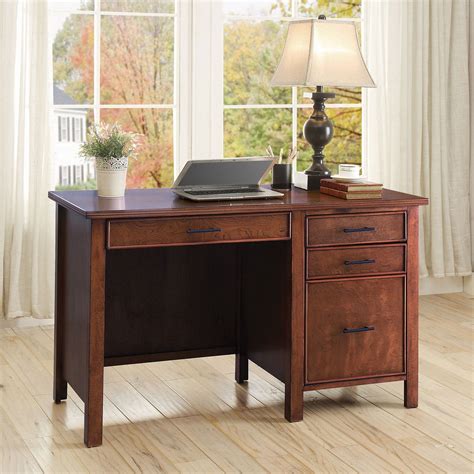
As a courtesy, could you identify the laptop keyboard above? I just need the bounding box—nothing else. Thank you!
[185,188,263,196]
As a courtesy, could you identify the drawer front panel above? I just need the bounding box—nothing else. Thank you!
[306,244,406,279]
[305,276,405,384]
[307,212,406,247]
[108,213,290,249]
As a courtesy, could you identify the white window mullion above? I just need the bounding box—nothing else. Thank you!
[191,0,223,161]
[93,0,101,124]
[175,0,192,176]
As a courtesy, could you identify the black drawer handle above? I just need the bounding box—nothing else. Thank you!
[344,259,376,266]
[343,226,376,233]
[186,227,222,234]
[343,326,375,334]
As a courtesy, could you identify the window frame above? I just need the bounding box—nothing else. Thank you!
[50,0,188,179]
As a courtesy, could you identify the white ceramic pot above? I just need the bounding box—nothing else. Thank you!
[95,157,128,198]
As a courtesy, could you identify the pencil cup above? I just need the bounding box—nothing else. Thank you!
[272,164,292,190]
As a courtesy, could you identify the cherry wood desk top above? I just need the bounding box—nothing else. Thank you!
[48,186,428,219]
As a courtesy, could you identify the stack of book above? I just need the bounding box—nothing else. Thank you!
[320,179,383,199]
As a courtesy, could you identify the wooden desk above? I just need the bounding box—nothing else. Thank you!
[48,187,428,447]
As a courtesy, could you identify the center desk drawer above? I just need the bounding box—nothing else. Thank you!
[307,212,406,247]
[107,213,290,249]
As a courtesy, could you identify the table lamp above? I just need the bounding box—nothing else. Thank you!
[271,16,375,188]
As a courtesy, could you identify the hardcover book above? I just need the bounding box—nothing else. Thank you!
[320,187,382,200]
[320,179,383,192]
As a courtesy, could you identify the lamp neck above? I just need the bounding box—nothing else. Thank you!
[311,88,335,113]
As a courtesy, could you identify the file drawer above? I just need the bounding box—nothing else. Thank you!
[107,213,290,249]
[306,212,406,247]
[305,276,405,384]
[306,244,406,279]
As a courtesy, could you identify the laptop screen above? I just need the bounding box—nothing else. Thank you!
[174,159,273,187]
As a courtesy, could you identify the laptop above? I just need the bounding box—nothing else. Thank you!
[172,158,284,201]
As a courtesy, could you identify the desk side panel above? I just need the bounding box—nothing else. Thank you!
[241,241,291,383]
[59,207,92,401]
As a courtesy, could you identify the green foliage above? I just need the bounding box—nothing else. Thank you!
[56,179,97,191]
[80,123,140,160]
[224,20,290,105]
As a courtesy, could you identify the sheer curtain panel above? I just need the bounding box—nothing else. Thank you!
[364,0,473,278]
[0,0,54,319]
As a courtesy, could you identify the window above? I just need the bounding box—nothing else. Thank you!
[60,165,70,185]
[50,0,363,190]
[58,116,68,142]
[50,0,178,189]
[74,165,84,183]
[73,117,83,142]
[222,0,362,175]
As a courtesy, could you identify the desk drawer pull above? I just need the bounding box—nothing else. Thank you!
[343,226,376,233]
[343,326,375,334]
[186,227,222,234]
[344,259,376,266]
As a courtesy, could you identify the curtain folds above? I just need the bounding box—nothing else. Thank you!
[364,0,472,278]
[0,0,54,319]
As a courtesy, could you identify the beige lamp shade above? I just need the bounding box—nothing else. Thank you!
[271,19,375,88]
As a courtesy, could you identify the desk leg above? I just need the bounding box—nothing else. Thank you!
[405,206,419,408]
[54,206,67,403]
[285,211,305,422]
[235,353,248,384]
[84,220,106,448]
[235,249,248,384]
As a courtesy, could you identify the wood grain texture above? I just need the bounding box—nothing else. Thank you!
[49,188,427,447]
[84,219,106,448]
[285,210,305,422]
[1,293,471,472]
[405,206,419,408]
[107,213,290,249]
[240,241,291,384]
[305,276,406,384]
[104,245,239,360]
[307,211,406,247]
[55,208,92,403]
[48,187,428,220]
[53,205,67,404]
[306,243,406,279]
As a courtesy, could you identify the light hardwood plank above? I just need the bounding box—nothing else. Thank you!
[104,380,165,423]
[172,415,266,472]
[0,292,471,473]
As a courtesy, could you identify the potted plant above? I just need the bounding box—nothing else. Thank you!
[80,123,140,198]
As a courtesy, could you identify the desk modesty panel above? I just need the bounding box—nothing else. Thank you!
[48,187,428,447]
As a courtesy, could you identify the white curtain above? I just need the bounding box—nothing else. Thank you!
[364,0,472,278]
[0,0,55,319]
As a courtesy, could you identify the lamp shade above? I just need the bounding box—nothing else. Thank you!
[271,19,375,88]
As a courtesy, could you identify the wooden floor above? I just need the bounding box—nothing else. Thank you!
[0,293,472,473]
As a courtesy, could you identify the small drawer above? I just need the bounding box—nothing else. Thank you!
[306,212,406,247]
[305,276,405,384]
[306,244,406,279]
[107,213,290,249]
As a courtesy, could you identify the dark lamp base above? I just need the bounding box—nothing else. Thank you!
[303,89,335,179]
[307,175,332,191]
